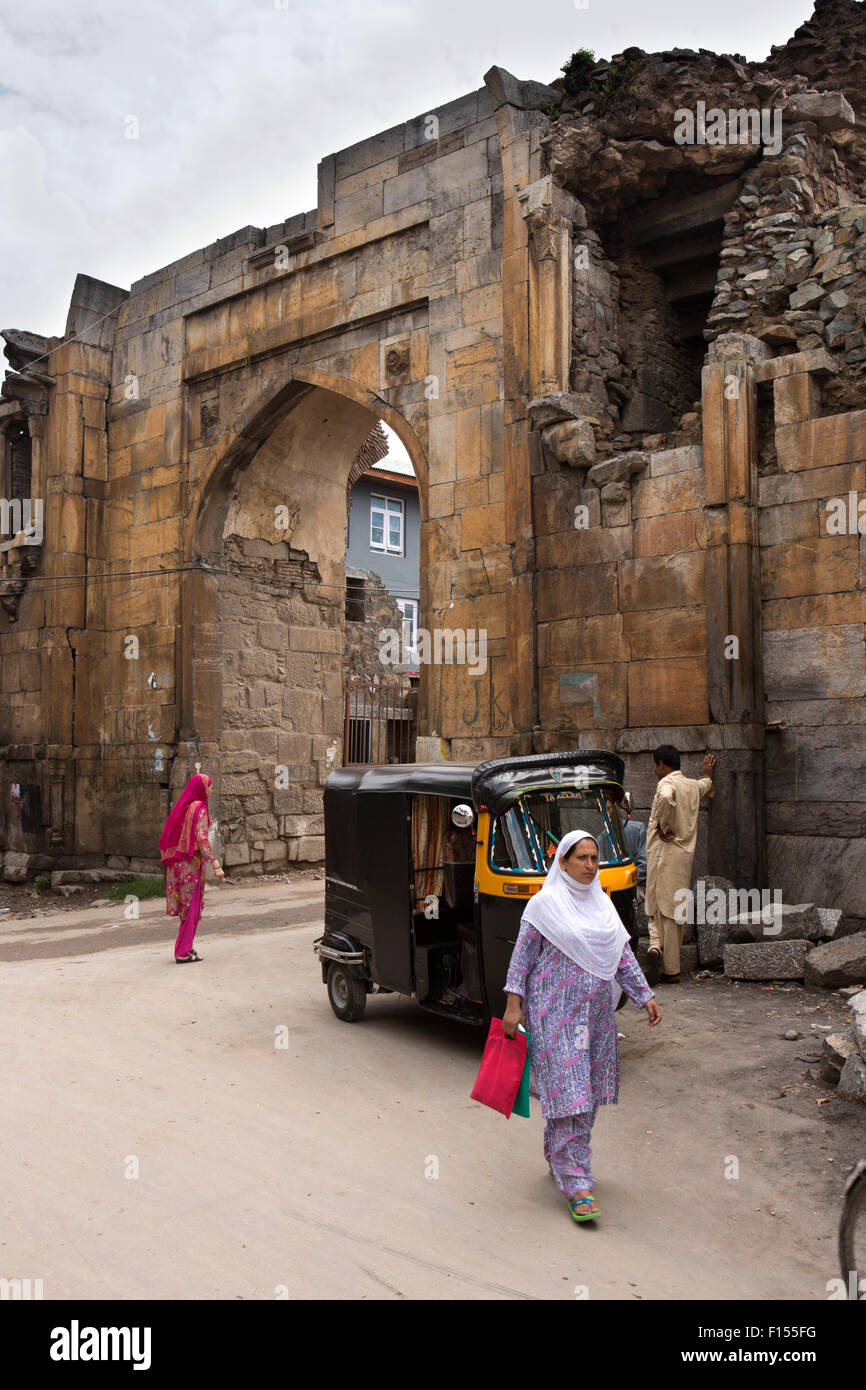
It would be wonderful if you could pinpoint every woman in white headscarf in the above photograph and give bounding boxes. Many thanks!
[503,829,661,1222]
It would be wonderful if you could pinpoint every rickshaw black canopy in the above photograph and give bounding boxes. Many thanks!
[471,750,626,815]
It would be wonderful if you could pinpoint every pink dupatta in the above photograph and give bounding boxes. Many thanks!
[159,774,212,865]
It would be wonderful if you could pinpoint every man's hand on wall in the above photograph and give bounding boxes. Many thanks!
[701,753,717,780]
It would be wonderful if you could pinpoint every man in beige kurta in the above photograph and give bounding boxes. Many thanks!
[645,747,716,982]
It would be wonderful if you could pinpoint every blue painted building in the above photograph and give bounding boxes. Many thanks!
[346,443,421,660]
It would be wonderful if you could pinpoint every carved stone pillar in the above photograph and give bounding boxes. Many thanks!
[519,177,584,400]
[701,333,769,888]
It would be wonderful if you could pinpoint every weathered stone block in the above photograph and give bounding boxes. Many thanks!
[768,834,866,921]
[723,940,810,980]
[539,662,627,730]
[837,1053,866,1103]
[621,608,705,661]
[549,613,623,667]
[850,991,866,1056]
[542,419,596,469]
[460,502,506,550]
[763,626,866,701]
[632,469,703,519]
[761,538,859,599]
[628,659,708,727]
[727,901,822,942]
[527,392,584,428]
[633,511,702,558]
[805,932,866,989]
[257,621,289,651]
[537,566,618,622]
[759,462,861,509]
[618,553,704,613]
[776,410,866,472]
[239,653,279,686]
[289,626,342,654]
[220,751,261,775]
[3,851,32,882]
[649,446,701,477]
[295,835,325,862]
[224,842,250,867]
[587,452,648,489]
[788,91,855,131]
[820,1030,857,1083]
[220,773,266,796]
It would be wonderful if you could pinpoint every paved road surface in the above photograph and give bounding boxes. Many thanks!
[1,881,856,1300]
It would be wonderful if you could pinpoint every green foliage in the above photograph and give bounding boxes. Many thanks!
[105,876,164,901]
[558,50,639,113]
[591,58,640,113]
[560,49,596,98]
[34,873,50,894]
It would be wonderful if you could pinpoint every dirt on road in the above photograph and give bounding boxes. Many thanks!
[0,881,862,1301]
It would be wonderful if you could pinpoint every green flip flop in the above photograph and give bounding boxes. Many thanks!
[569,1195,600,1222]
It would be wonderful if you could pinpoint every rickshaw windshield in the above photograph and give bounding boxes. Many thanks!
[489,789,628,874]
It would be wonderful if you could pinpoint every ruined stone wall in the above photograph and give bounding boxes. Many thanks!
[343,569,408,680]
[217,559,340,871]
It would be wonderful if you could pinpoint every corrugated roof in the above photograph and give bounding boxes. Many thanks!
[371,454,416,478]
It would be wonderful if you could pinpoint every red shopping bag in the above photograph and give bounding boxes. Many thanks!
[470,1017,527,1118]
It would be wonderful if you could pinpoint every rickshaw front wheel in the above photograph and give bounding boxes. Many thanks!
[327,962,367,1022]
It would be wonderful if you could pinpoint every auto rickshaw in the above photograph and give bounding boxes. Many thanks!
[314,750,638,1024]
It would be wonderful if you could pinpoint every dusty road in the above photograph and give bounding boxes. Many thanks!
[1,880,861,1301]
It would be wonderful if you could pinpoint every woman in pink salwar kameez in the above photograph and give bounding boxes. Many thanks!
[159,773,224,962]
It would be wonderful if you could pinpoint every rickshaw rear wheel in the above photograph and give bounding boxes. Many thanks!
[326,962,367,1022]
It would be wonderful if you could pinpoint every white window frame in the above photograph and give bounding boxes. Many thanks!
[370,493,404,555]
[395,598,418,647]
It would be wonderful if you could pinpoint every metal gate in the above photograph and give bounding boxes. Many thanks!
[343,676,418,765]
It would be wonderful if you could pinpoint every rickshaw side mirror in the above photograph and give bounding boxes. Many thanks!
[451,804,474,828]
[623,791,633,813]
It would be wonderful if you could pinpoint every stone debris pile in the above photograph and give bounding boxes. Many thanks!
[678,871,866,1105]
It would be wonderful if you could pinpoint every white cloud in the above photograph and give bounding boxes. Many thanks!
[0,125,104,333]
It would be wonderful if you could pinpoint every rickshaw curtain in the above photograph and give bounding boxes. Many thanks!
[411,795,446,910]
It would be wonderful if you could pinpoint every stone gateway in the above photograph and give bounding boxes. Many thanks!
[3,2,866,922]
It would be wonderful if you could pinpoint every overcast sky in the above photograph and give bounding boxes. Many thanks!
[1,0,815,337]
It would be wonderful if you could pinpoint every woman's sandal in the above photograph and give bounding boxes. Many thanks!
[175,949,203,963]
[569,1195,600,1223]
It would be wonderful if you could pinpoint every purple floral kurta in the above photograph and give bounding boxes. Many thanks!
[504,924,654,1119]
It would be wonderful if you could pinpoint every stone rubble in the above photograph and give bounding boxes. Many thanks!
[723,939,811,980]
[804,931,866,988]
